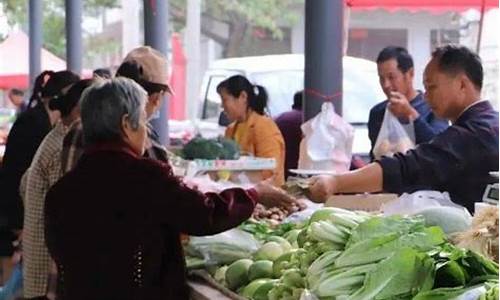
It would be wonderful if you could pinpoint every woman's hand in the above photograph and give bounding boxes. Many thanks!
[253,179,297,209]
[308,175,337,203]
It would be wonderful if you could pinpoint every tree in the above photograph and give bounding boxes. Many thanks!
[170,0,303,57]
[2,0,119,58]
[3,0,303,59]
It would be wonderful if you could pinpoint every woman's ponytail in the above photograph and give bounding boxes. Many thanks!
[249,85,268,115]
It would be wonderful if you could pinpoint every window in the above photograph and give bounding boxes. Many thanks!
[430,29,460,52]
[347,28,408,62]
[202,75,228,120]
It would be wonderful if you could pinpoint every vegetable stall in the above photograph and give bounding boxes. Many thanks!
[184,206,499,300]
[171,136,499,300]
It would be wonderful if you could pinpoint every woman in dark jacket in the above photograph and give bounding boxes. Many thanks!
[0,71,79,262]
[44,78,295,300]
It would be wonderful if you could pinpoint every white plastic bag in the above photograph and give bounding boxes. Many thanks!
[382,190,465,216]
[383,191,472,235]
[298,102,354,173]
[186,228,261,265]
[372,107,415,159]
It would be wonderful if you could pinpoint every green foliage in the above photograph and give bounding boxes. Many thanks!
[348,248,436,300]
[204,0,302,40]
[2,0,119,58]
[181,136,240,160]
[171,0,303,56]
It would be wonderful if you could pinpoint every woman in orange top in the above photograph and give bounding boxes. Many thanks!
[217,75,285,186]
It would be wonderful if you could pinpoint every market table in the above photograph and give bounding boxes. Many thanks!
[188,279,233,300]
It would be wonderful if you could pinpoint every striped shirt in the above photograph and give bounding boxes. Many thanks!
[22,121,77,297]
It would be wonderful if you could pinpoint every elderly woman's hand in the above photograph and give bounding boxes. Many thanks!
[307,175,337,203]
[253,180,297,210]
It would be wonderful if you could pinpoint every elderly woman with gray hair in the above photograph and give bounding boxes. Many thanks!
[43,77,296,300]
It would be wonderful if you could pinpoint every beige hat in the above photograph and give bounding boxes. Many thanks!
[122,46,172,94]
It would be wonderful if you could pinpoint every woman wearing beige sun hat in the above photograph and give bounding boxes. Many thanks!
[60,46,174,173]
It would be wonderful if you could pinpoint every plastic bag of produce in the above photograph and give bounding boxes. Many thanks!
[372,107,415,159]
[382,191,472,236]
[383,190,465,215]
[298,102,354,173]
[187,228,261,265]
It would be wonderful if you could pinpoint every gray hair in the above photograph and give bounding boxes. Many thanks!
[80,77,147,145]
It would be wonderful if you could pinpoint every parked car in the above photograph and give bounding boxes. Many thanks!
[198,54,385,161]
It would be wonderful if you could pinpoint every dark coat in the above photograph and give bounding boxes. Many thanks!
[44,143,257,300]
[275,109,303,179]
[378,101,499,212]
[0,103,51,255]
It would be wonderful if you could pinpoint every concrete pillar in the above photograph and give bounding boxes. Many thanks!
[186,0,201,120]
[304,0,344,121]
[29,0,42,87]
[144,0,170,145]
[65,0,83,74]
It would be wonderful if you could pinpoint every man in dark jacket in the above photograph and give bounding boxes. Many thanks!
[275,91,303,179]
[8,89,27,116]
[309,45,499,213]
[368,46,449,161]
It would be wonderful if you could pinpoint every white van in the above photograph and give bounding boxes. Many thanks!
[198,54,385,160]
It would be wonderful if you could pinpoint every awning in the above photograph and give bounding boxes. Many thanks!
[0,31,67,89]
[347,0,499,13]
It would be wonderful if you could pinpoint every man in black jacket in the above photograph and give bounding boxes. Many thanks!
[309,45,499,212]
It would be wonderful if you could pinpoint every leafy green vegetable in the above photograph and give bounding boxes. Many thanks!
[273,249,303,278]
[185,256,206,270]
[414,284,487,300]
[430,243,498,289]
[312,263,375,296]
[239,220,298,241]
[347,215,426,247]
[267,236,293,252]
[435,260,470,287]
[481,283,499,300]
[349,248,435,300]
[182,136,240,160]
[307,250,341,277]
[225,258,254,290]
[240,278,277,299]
[214,265,228,284]
[281,268,305,288]
[335,227,445,269]
[248,260,274,281]
[254,242,285,261]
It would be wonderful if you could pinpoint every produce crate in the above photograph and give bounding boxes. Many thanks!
[186,156,276,177]
[325,193,398,211]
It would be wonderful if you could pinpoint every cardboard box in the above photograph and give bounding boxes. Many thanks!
[325,193,398,211]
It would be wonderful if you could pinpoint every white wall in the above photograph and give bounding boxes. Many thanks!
[460,9,499,108]
[291,9,457,90]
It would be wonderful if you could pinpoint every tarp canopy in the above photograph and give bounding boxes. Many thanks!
[347,0,499,13]
[0,31,66,90]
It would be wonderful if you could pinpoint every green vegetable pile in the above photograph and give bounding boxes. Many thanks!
[187,208,499,300]
[181,136,240,160]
